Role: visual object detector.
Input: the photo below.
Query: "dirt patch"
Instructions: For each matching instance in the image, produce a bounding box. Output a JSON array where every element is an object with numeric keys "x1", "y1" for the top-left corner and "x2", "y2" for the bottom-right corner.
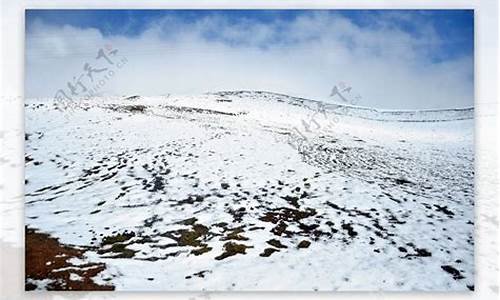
[
  {"x1": 260, "y1": 207, "x2": 317, "y2": 224},
  {"x1": 107, "y1": 104, "x2": 147, "y2": 114},
  {"x1": 267, "y1": 239, "x2": 287, "y2": 249},
  {"x1": 215, "y1": 242, "x2": 251, "y2": 260},
  {"x1": 97, "y1": 242, "x2": 137, "y2": 259},
  {"x1": 221, "y1": 227, "x2": 249, "y2": 241},
  {"x1": 441, "y1": 265, "x2": 465, "y2": 280},
  {"x1": 102, "y1": 231, "x2": 135, "y2": 245},
  {"x1": 297, "y1": 240, "x2": 311, "y2": 249},
  {"x1": 160, "y1": 104, "x2": 245, "y2": 116},
  {"x1": 259, "y1": 248, "x2": 280, "y2": 257},
  {"x1": 25, "y1": 227, "x2": 114, "y2": 291}
]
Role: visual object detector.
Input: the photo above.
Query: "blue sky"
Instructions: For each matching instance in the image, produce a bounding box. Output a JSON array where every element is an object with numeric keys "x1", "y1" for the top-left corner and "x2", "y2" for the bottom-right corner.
[
  {"x1": 25, "y1": 10, "x2": 474, "y2": 108},
  {"x1": 26, "y1": 9, "x2": 473, "y2": 62}
]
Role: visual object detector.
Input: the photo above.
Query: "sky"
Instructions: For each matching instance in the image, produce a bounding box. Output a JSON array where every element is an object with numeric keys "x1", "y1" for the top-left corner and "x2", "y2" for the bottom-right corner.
[{"x1": 25, "y1": 9, "x2": 474, "y2": 109}]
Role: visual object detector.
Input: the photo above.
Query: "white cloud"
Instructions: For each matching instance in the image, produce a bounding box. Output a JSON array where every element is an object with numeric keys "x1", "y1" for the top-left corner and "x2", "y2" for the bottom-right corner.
[{"x1": 25, "y1": 12, "x2": 473, "y2": 109}]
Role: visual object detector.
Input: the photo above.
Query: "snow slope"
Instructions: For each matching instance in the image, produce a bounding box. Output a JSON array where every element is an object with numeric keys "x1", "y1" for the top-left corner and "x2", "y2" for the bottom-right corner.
[{"x1": 25, "y1": 91, "x2": 474, "y2": 291}]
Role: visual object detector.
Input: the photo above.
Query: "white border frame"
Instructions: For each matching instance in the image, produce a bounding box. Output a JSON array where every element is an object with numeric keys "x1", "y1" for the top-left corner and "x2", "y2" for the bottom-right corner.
[{"x1": 1, "y1": 1, "x2": 498, "y2": 299}]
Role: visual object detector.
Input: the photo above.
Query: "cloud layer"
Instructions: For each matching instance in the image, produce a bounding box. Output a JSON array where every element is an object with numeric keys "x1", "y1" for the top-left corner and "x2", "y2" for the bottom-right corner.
[{"x1": 25, "y1": 11, "x2": 474, "y2": 109}]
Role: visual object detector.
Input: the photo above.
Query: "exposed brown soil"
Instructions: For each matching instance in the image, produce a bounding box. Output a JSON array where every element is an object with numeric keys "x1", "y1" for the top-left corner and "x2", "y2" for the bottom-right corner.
[
  {"x1": 215, "y1": 242, "x2": 251, "y2": 260},
  {"x1": 25, "y1": 227, "x2": 114, "y2": 291}
]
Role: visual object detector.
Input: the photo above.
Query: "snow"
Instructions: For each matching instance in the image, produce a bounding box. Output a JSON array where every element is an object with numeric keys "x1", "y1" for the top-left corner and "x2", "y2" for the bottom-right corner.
[
  {"x1": 25, "y1": 91, "x2": 474, "y2": 291},
  {"x1": 69, "y1": 273, "x2": 83, "y2": 282}
]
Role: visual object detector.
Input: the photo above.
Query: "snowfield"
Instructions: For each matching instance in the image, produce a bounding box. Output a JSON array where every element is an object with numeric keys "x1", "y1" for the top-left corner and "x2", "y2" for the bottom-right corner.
[{"x1": 24, "y1": 91, "x2": 474, "y2": 291}]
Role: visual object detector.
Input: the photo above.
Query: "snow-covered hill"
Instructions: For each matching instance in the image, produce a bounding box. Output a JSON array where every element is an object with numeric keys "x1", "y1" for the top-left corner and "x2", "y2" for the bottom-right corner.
[
  {"x1": 25, "y1": 91, "x2": 474, "y2": 291},
  {"x1": 211, "y1": 90, "x2": 474, "y2": 122}
]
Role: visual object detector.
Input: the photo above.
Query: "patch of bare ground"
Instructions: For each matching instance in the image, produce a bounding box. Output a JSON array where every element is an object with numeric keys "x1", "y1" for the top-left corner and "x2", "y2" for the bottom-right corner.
[{"x1": 25, "y1": 227, "x2": 114, "y2": 291}]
